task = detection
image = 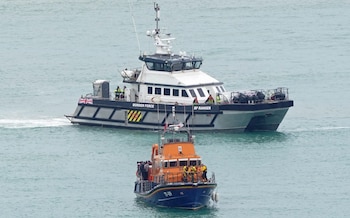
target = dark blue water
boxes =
[1,0,350,217]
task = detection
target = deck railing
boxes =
[136,171,216,193]
[153,171,215,184]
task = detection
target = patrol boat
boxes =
[134,123,218,209]
[65,3,293,132]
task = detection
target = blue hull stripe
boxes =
[137,184,216,198]
[134,183,217,209]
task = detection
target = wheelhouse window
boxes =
[164,88,170,96]
[172,62,183,71]
[148,87,152,94]
[189,160,197,166]
[183,62,192,70]
[181,90,188,97]
[179,160,187,166]
[169,161,177,167]
[220,86,225,92]
[189,89,196,97]
[155,87,161,95]
[142,57,202,72]
[164,63,172,72]
[215,86,221,92]
[145,62,154,70]
[154,63,164,71]
[173,89,179,96]
[197,88,205,97]
[193,61,202,69]
[145,61,173,72]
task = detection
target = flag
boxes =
[78,98,86,104]
[86,98,93,104]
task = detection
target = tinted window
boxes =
[189,89,196,97]
[190,160,197,166]
[148,87,152,94]
[181,90,188,97]
[172,63,183,71]
[170,161,177,167]
[155,87,161,95]
[183,62,192,70]
[197,88,205,97]
[146,62,154,70]
[173,89,179,96]
[179,161,187,166]
[165,63,172,72]
[220,86,225,92]
[154,63,164,71]
[164,88,170,96]
[216,86,220,92]
[194,61,202,69]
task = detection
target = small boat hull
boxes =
[134,182,217,210]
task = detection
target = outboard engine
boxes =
[93,80,110,98]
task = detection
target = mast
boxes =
[145,3,174,55]
[154,3,160,34]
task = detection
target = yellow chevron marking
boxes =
[127,110,142,122]
[132,111,141,122]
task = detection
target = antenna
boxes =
[154,2,160,34]
[128,0,141,53]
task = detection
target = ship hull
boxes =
[134,182,217,210]
[66,99,293,132]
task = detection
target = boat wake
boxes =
[0,118,70,129]
[287,126,350,133]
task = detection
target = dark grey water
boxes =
[1,0,349,217]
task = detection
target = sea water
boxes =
[1,0,350,217]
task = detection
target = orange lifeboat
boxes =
[134,123,218,209]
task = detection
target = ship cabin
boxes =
[120,53,228,105]
[139,53,203,72]
[149,132,205,184]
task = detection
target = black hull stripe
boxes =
[74,117,215,128]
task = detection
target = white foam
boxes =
[286,126,350,133]
[0,118,70,129]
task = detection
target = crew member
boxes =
[183,166,189,182]
[190,165,197,182]
[121,86,126,100]
[205,94,214,104]
[201,164,208,182]
[193,97,199,105]
[216,93,221,104]
[114,86,122,100]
